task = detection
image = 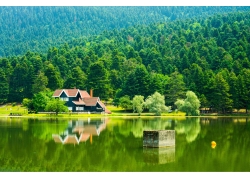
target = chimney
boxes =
[90,89,93,97]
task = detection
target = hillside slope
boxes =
[1,6,250,57]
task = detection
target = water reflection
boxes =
[0,116,250,171]
[175,117,201,143]
[143,146,175,164]
[52,117,108,145]
[117,117,174,138]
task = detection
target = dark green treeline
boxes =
[1,10,250,113]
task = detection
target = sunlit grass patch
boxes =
[0,104,28,116]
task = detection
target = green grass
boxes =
[0,104,28,116]
[106,105,186,117]
[4,104,248,118]
[0,104,186,117]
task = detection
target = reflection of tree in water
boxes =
[175,117,201,143]
[118,117,173,138]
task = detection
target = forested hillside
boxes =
[1,8,250,113]
[1,6,250,57]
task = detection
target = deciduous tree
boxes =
[45,98,68,115]
[144,92,169,116]
[175,91,201,116]
[132,95,144,115]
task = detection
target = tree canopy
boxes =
[175,91,201,116]
[1,9,250,113]
[144,92,169,116]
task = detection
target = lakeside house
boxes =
[52,88,111,114]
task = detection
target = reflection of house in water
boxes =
[143,146,175,164]
[52,118,108,145]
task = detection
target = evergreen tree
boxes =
[87,61,110,100]
[237,69,250,112]
[165,70,186,107]
[64,66,87,90]
[122,64,150,98]
[0,68,9,104]
[44,63,63,91]
[32,71,48,94]
[211,73,233,113]
[8,62,29,102]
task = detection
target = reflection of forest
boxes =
[175,117,201,143]
[117,117,201,143]
[117,117,174,138]
[143,146,175,164]
[0,117,250,171]
[52,117,109,145]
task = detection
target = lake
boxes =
[0,116,249,172]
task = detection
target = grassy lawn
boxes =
[2,104,248,118]
[0,104,28,116]
[106,105,186,117]
[0,104,186,117]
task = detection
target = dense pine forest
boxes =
[1,6,250,57]
[1,6,250,113]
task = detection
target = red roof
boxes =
[53,89,90,98]
[98,100,106,109]
[83,97,99,106]
[72,98,86,105]
[80,90,91,98]
[53,89,63,97]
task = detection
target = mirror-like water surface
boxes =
[0,116,249,172]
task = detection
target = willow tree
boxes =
[175,91,201,116]
[144,92,169,116]
[132,95,144,115]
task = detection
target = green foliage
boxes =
[44,63,63,91]
[0,68,9,104]
[165,71,186,106]
[175,91,201,116]
[1,7,249,57]
[32,71,48,94]
[122,64,150,98]
[8,62,31,102]
[211,73,233,113]
[32,90,53,113]
[87,61,110,100]
[45,98,68,115]
[144,92,169,116]
[64,66,87,90]
[22,98,32,110]
[119,95,132,111]
[1,9,250,114]
[132,95,144,115]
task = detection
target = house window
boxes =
[60,97,69,101]
[76,107,84,111]
[68,107,72,111]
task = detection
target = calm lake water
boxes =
[0,116,249,172]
